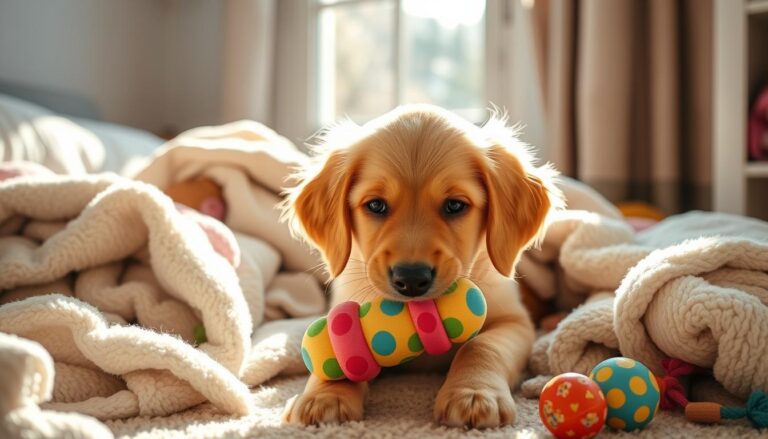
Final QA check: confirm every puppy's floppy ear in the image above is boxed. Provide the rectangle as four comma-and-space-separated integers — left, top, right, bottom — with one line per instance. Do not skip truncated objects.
480, 144, 559, 277
287, 150, 354, 278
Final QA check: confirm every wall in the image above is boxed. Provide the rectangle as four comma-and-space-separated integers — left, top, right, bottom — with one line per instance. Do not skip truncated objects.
0, 0, 224, 134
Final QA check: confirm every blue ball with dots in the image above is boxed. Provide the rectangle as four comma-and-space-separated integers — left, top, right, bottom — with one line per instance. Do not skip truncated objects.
589, 357, 661, 431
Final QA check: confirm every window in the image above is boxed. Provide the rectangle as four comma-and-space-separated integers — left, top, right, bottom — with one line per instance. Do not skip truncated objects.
275, 0, 542, 154
314, 0, 487, 126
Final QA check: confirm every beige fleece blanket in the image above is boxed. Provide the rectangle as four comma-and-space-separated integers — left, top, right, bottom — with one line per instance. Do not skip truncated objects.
520, 209, 768, 402
0, 121, 327, 438
0, 173, 264, 437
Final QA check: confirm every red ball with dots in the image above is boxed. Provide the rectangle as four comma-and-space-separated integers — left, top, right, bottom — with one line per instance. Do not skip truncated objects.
539, 373, 608, 439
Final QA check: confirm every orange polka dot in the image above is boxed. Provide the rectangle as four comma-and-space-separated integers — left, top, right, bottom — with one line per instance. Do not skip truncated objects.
650, 372, 660, 392
606, 389, 626, 409
616, 358, 636, 368
634, 405, 651, 423
594, 367, 613, 382
607, 417, 626, 429
630, 376, 648, 395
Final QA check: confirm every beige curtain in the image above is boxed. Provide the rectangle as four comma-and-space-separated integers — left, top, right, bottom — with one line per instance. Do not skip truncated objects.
530, 0, 712, 213
220, 0, 276, 127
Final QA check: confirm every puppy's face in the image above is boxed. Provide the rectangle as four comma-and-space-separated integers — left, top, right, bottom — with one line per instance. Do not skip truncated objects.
287, 105, 557, 301
347, 133, 487, 299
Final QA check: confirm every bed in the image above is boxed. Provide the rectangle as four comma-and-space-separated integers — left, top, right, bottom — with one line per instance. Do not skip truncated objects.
1, 91, 766, 439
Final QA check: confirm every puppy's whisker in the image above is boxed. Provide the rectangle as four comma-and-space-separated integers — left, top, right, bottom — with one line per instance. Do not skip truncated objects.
332, 275, 374, 293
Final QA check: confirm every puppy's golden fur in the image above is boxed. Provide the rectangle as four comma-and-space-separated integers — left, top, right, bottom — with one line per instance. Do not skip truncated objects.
282, 104, 561, 428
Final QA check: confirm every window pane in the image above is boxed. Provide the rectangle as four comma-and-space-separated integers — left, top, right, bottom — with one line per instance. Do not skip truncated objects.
317, 2, 395, 125
402, 0, 485, 116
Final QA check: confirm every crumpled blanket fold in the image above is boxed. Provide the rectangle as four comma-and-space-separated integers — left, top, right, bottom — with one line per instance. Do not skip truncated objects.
0, 174, 254, 428
521, 209, 768, 401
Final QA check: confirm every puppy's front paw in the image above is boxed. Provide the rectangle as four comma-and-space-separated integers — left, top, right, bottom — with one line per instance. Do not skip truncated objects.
434, 382, 517, 428
282, 387, 364, 425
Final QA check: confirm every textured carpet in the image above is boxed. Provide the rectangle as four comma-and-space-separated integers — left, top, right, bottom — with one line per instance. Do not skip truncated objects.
106, 374, 764, 438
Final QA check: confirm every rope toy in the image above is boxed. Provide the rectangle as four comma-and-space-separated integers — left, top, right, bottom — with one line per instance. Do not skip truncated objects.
656, 358, 699, 409
301, 278, 486, 382
686, 391, 768, 428
656, 357, 768, 428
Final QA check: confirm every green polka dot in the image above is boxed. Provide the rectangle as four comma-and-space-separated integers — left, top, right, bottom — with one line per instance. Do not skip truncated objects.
371, 331, 396, 355
465, 288, 485, 316
468, 330, 479, 340
193, 323, 207, 344
301, 347, 313, 373
322, 358, 344, 379
399, 356, 417, 365
307, 318, 326, 337
407, 333, 423, 352
444, 281, 459, 294
380, 300, 404, 316
359, 302, 372, 318
443, 318, 464, 339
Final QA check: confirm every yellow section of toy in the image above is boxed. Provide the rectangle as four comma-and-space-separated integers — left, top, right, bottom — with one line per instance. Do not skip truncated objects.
301, 317, 344, 380
435, 278, 487, 343
359, 298, 422, 367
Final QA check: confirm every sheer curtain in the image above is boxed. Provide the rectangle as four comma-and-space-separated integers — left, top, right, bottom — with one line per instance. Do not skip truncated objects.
529, 0, 713, 213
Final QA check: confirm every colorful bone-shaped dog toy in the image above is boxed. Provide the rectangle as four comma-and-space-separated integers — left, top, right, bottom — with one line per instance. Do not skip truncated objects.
301, 278, 486, 382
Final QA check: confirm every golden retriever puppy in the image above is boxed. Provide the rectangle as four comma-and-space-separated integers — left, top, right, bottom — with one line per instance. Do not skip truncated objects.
282, 104, 561, 428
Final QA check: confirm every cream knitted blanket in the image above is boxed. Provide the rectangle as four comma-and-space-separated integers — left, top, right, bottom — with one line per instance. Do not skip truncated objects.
520, 209, 768, 401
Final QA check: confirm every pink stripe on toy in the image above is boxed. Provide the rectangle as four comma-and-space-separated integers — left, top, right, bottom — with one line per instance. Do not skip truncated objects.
407, 300, 452, 355
327, 302, 381, 382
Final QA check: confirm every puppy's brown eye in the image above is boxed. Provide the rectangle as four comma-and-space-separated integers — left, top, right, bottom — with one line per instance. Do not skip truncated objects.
366, 199, 388, 215
443, 199, 467, 215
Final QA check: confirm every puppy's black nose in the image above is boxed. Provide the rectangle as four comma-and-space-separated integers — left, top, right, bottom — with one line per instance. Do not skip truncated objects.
389, 263, 434, 297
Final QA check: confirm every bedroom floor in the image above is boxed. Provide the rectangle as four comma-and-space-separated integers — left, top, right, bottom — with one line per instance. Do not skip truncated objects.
106, 374, 761, 439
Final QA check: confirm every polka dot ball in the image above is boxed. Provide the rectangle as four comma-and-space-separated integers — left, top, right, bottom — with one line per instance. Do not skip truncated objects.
301, 278, 487, 381
539, 373, 607, 439
589, 357, 660, 431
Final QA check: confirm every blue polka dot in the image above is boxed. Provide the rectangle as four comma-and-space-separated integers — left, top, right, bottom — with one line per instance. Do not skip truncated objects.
371, 331, 396, 356
466, 288, 485, 316
380, 300, 404, 316
301, 347, 313, 373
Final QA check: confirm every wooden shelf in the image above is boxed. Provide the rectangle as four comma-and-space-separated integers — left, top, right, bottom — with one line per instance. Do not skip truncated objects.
714, 2, 768, 218
748, 0, 768, 15
747, 161, 768, 177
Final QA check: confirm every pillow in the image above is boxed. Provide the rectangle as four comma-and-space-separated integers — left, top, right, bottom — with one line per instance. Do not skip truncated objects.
70, 117, 162, 174
0, 93, 163, 175
0, 93, 105, 174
